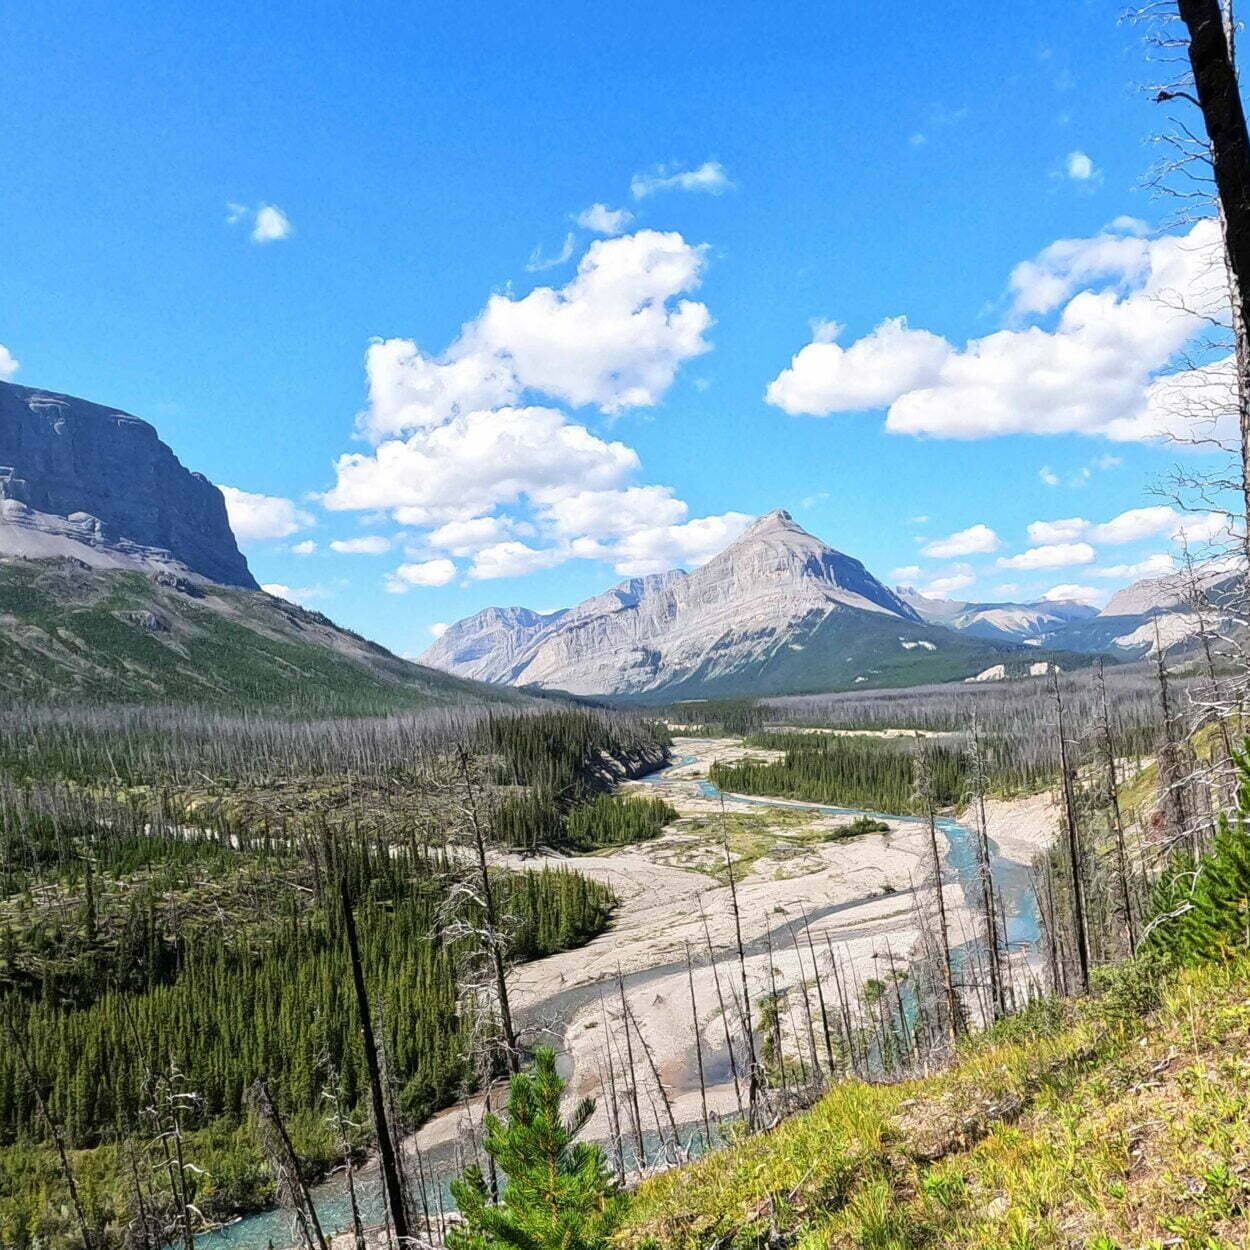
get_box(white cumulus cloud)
[0,345,18,378]
[357,230,711,440]
[427,515,515,556]
[603,512,754,577]
[329,535,392,555]
[385,558,458,591]
[1093,553,1176,580]
[1025,506,1183,550]
[468,542,568,581]
[538,486,688,539]
[765,317,951,416]
[1026,517,1088,544]
[327,230,746,589]
[764,218,1230,443]
[921,524,1000,558]
[1064,150,1096,181]
[998,542,1096,570]
[219,485,314,543]
[325,406,639,525]
[252,204,292,243]
[228,203,292,243]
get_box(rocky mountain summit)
[0,379,256,588]
[423,510,1028,698]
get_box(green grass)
[0,559,510,713]
[619,954,1250,1250]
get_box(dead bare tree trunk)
[1154,623,1195,851]
[684,941,712,1148]
[1051,673,1091,994]
[1175,0,1250,559]
[786,921,822,1084]
[248,1078,329,1250]
[1095,658,1138,956]
[340,876,411,1248]
[697,896,744,1118]
[720,800,761,1127]
[616,966,647,1170]
[967,714,1005,1019]
[799,905,837,1078]
[456,745,520,1073]
[623,998,681,1158]
[913,738,960,1046]
[3,1013,96,1250]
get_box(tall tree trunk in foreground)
[720,798,761,1127]
[340,876,410,1248]
[968,715,1005,1019]
[1051,672,1091,994]
[1095,657,1138,956]
[914,738,960,1047]
[1176,0,1250,561]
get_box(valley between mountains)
[200,734,1062,1250]
[1,375,1240,1250]
[418,736,1059,1152]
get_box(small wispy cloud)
[630,160,732,199]
[575,203,634,235]
[525,232,576,272]
[226,202,293,244]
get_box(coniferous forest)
[0,705,669,1244]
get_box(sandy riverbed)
[409,738,1059,1157]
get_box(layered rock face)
[0,380,256,588]
[422,510,926,696]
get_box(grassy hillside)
[0,558,515,713]
[620,954,1250,1250]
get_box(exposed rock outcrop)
[0,380,257,588]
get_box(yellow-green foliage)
[619,956,1250,1250]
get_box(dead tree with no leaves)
[912,737,960,1048]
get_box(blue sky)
[0,1,1233,656]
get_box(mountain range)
[422,510,1100,700]
[3,377,1231,709]
[425,510,1232,700]
[0,379,512,711]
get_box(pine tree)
[1147,745,1250,962]
[448,1048,621,1250]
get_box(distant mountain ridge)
[423,510,1086,699]
[0,379,256,588]
[897,587,1099,645]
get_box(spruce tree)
[448,1048,621,1250]
[1147,745,1250,962]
